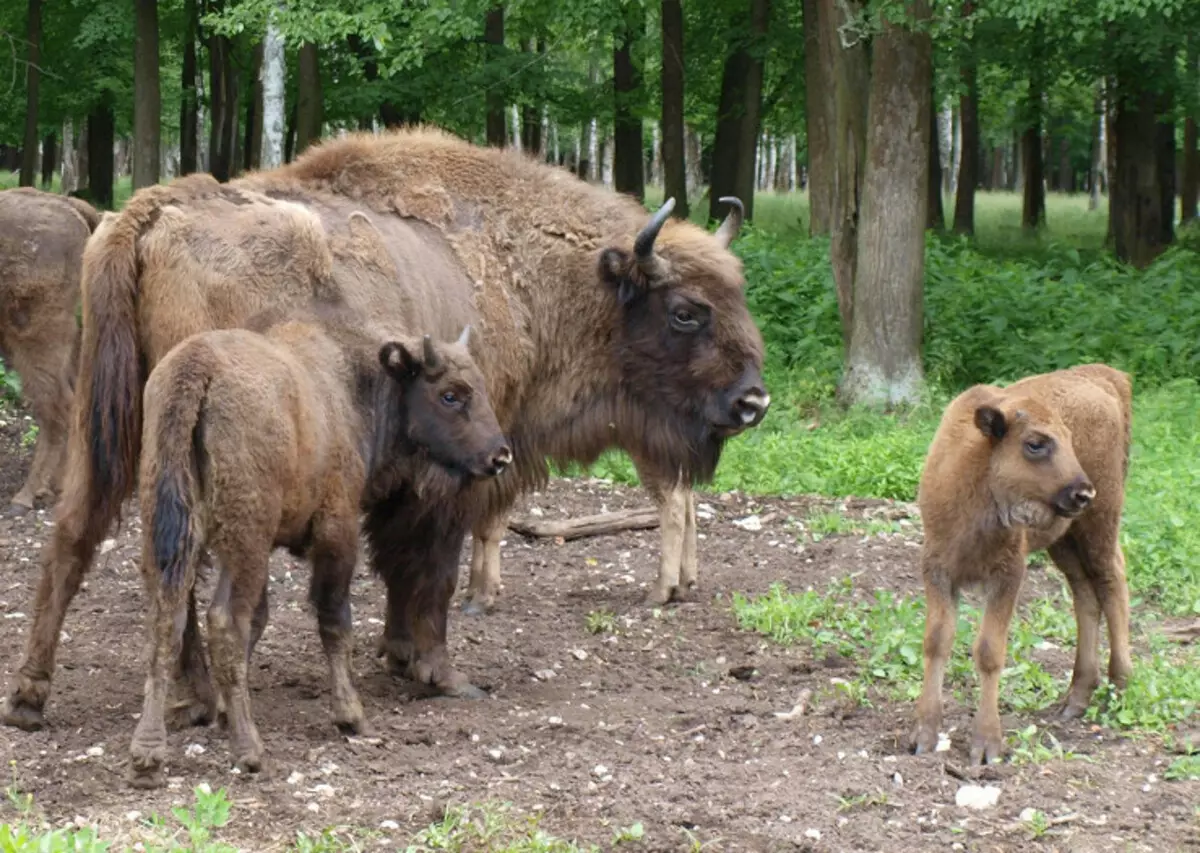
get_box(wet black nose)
[1056,479,1095,516]
[731,385,771,428]
[485,444,512,476]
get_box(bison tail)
[148,345,217,589]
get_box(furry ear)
[379,340,422,380]
[597,248,644,307]
[974,405,1007,441]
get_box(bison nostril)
[491,446,513,471]
[734,391,771,425]
[1074,486,1095,507]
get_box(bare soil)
[0,407,1195,852]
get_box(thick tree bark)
[661,0,688,217]
[927,80,944,230]
[244,41,264,171]
[206,14,239,182]
[520,38,545,156]
[39,132,55,189]
[803,0,833,235]
[60,121,77,194]
[75,122,88,193]
[19,0,41,187]
[953,49,979,234]
[485,6,506,147]
[1183,117,1199,223]
[613,7,645,201]
[820,0,868,348]
[839,1,931,408]
[87,100,115,209]
[1156,104,1175,246]
[261,16,286,170]
[1111,88,1168,268]
[180,0,199,175]
[1021,124,1045,229]
[295,43,323,156]
[284,101,297,163]
[709,0,770,222]
[1057,137,1072,195]
[133,0,161,190]
[1089,87,1106,211]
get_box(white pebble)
[379,819,399,831]
[812,734,822,745]
[955,784,1001,810]
[184,743,205,757]
[805,829,822,840]
[125,811,141,822]
[592,764,609,777]
[1019,807,1038,823]
[100,539,117,555]
[287,771,304,785]
[306,802,319,813]
[86,746,104,758]
[571,649,588,661]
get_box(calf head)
[974,396,1095,529]
[597,197,769,479]
[378,326,511,480]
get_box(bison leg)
[2,493,104,730]
[969,566,1022,766]
[679,489,699,590]
[207,562,266,773]
[462,513,506,616]
[910,567,958,756]
[6,353,70,516]
[130,560,193,788]
[646,480,689,606]
[1083,534,1133,693]
[167,587,218,730]
[309,517,367,736]
[1047,539,1103,720]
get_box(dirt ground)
[0,406,1196,852]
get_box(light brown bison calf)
[911,364,1133,765]
[129,320,509,785]
[0,188,98,514]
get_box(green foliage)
[405,802,597,853]
[1164,754,1200,782]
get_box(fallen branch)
[506,507,660,541]
[1163,621,1200,645]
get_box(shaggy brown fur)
[0,188,99,514]
[3,127,767,730]
[129,317,508,786]
[464,455,697,614]
[910,364,1133,765]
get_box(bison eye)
[1023,438,1050,459]
[670,308,701,332]
[441,391,460,407]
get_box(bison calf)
[129,321,509,786]
[910,364,1133,765]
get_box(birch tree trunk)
[260,13,286,170]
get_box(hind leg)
[462,513,506,616]
[167,587,218,730]
[1078,527,1133,691]
[207,559,267,773]
[1047,539,1103,719]
[310,513,366,734]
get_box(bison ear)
[379,340,423,381]
[974,405,1008,441]
[597,248,644,307]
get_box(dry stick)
[506,507,660,541]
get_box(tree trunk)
[1057,137,1071,195]
[132,0,161,190]
[1111,88,1168,268]
[87,100,115,209]
[295,43,323,156]
[180,0,199,175]
[75,122,88,193]
[709,0,770,222]
[484,6,506,147]
[613,6,645,201]
[284,101,297,163]
[39,132,55,189]
[953,47,979,234]
[244,41,264,171]
[820,0,868,348]
[1183,117,1198,223]
[207,21,233,181]
[1156,103,1175,246]
[840,1,931,408]
[578,121,592,180]
[519,38,545,156]
[1021,122,1045,229]
[661,0,688,217]
[261,15,286,170]
[19,0,42,187]
[1089,87,1105,211]
[61,121,77,194]
[927,79,944,230]
[803,0,833,234]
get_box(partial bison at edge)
[910,363,1134,765]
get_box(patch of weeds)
[678,827,723,852]
[0,361,21,402]
[138,784,236,853]
[405,802,597,852]
[20,422,37,449]
[5,761,33,817]
[585,608,617,635]
[1008,724,1084,765]
[1164,754,1200,782]
[1024,808,1051,839]
[1086,642,1200,732]
[294,827,377,852]
[836,791,889,812]
[799,510,901,542]
[611,821,645,844]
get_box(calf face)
[379,326,511,480]
[974,396,1094,529]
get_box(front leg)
[911,561,957,755]
[970,564,1024,765]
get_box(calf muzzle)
[1053,477,1095,518]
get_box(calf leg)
[207,562,266,773]
[970,566,1023,765]
[166,587,218,730]
[309,513,366,735]
[462,512,507,616]
[911,564,958,755]
[1047,539,1102,719]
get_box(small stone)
[733,514,763,532]
[197,781,212,795]
[306,802,319,813]
[125,810,142,822]
[100,539,117,555]
[487,748,505,761]
[287,771,304,785]
[812,734,822,745]
[936,732,952,752]
[185,743,205,757]
[892,772,903,788]
[804,829,822,841]
[592,764,609,777]
[955,784,1001,810]
[86,746,104,758]
[379,820,399,831]
[548,716,563,726]
[570,649,588,661]
[1019,808,1038,823]
[533,669,557,681]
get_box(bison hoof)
[233,753,263,774]
[168,698,216,730]
[435,681,488,701]
[2,697,46,732]
[968,731,1005,766]
[644,587,674,606]
[460,597,493,617]
[128,767,166,790]
[1054,699,1089,721]
[333,700,367,736]
[909,723,941,756]
[128,742,167,789]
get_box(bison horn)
[422,334,442,371]
[634,197,676,277]
[713,196,744,248]
[456,325,472,348]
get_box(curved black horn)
[422,334,441,370]
[634,197,677,263]
[713,196,744,248]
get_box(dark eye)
[1023,439,1049,458]
[671,308,700,332]
[441,391,459,407]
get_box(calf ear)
[597,248,644,307]
[974,405,1007,441]
[379,340,423,381]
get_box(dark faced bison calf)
[0,188,99,514]
[910,363,1133,765]
[129,319,509,786]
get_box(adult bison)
[0,188,99,515]
[3,127,768,731]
